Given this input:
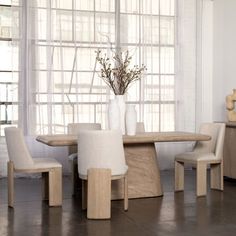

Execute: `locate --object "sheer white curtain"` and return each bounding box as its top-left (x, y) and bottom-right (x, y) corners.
top-left (0, 0), bottom-right (20, 177)
top-left (120, 0), bottom-right (175, 132)
top-left (17, 0), bottom-right (176, 135)
top-left (21, 0), bottom-right (115, 135)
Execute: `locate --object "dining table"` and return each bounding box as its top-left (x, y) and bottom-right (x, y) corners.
top-left (36, 131), bottom-right (211, 199)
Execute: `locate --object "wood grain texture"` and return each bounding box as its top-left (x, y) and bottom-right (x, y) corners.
top-left (36, 132), bottom-right (211, 147)
top-left (49, 167), bottom-right (62, 207)
top-left (196, 162), bottom-right (207, 197)
top-left (7, 161), bottom-right (62, 207)
top-left (223, 124), bottom-right (236, 178)
top-left (211, 162), bottom-right (223, 191)
top-left (111, 143), bottom-right (163, 199)
top-left (87, 168), bottom-right (111, 219)
top-left (175, 161), bottom-right (184, 192)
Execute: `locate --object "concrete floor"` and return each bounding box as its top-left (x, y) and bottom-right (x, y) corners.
top-left (1, 170), bottom-right (236, 236)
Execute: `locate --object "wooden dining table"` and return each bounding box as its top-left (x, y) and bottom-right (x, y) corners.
top-left (36, 131), bottom-right (211, 199)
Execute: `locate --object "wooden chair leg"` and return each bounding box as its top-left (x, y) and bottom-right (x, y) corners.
top-left (210, 162), bottom-right (223, 191)
top-left (82, 179), bottom-right (87, 210)
top-left (196, 162), bottom-right (207, 197)
top-left (124, 175), bottom-right (128, 211)
top-left (71, 158), bottom-right (79, 196)
top-left (7, 161), bottom-right (14, 208)
top-left (48, 167), bottom-right (62, 207)
top-left (87, 168), bottom-right (111, 219)
top-left (175, 160), bottom-right (184, 192)
top-left (42, 172), bottom-right (49, 200)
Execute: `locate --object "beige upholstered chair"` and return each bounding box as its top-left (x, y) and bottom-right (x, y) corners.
top-left (67, 123), bottom-right (101, 195)
top-left (175, 123), bottom-right (226, 197)
top-left (136, 122), bottom-right (145, 133)
top-left (5, 127), bottom-right (62, 207)
top-left (77, 130), bottom-right (128, 219)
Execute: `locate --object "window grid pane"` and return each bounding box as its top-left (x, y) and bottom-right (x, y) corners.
top-left (0, 0), bottom-right (176, 135)
top-left (0, 2), bottom-right (19, 136)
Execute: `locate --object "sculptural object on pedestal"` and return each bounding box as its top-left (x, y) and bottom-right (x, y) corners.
top-left (226, 89), bottom-right (236, 121)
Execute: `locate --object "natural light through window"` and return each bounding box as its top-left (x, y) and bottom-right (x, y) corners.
top-left (0, 0), bottom-right (175, 135)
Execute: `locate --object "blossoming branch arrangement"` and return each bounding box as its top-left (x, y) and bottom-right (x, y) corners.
top-left (96, 50), bottom-right (146, 95)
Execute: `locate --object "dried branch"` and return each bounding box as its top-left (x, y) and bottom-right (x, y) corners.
top-left (95, 50), bottom-right (146, 95)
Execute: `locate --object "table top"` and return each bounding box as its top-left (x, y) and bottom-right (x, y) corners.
top-left (36, 131), bottom-right (211, 147)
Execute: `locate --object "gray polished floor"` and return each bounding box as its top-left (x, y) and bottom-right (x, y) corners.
top-left (1, 170), bottom-right (236, 236)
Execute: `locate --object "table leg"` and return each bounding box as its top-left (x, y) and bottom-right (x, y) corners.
top-left (111, 143), bottom-right (163, 199)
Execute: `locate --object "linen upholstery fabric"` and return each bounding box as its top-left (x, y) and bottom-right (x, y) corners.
top-left (175, 123), bottom-right (225, 162)
top-left (33, 158), bottom-right (62, 168)
top-left (5, 127), bottom-right (34, 169)
top-left (77, 130), bottom-right (128, 176)
top-left (4, 127), bottom-right (61, 170)
top-left (67, 123), bottom-right (101, 135)
top-left (67, 123), bottom-right (101, 161)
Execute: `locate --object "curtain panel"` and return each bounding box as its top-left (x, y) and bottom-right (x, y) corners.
top-left (16, 0), bottom-right (176, 135)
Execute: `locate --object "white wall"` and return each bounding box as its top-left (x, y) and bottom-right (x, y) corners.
top-left (213, 0), bottom-right (236, 121)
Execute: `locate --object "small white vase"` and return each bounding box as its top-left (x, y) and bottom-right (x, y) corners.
top-left (108, 99), bottom-right (120, 130)
top-left (125, 105), bottom-right (137, 135)
top-left (115, 95), bottom-right (126, 135)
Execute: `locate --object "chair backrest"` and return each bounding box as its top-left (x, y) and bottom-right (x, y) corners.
top-left (67, 123), bottom-right (101, 135)
top-left (67, 123), bottom-right (101, 155)
top-left (4, 127), bottom-right (34, 169)
top-left (136, 122), bottom-right (145, 133)
top-left (194, 123), bottom-right (225, 159)
top-left (77, 130), bottom-right (127, 176)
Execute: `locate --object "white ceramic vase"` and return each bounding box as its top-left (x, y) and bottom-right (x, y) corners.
top-left (115, 95), bottom-right (126, 134)
top-left (108, 99), bottom-right (120, 130)
top-left (125, 105), bottom-right (137, 135)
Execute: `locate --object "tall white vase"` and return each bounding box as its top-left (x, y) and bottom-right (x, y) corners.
top-left (125, 105), bottom-right (137, 135)
top-left (115, 95), bottom-right (126, 135)
top-left (108, 99), bottom-right (120, 130)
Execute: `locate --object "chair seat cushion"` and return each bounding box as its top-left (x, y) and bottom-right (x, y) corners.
top-left (68, 153), bottom-right (78, 161)
top-left (175, 152), bottom-right (217, 163)
top-left (79, 164), bottom-right (128, 177)
top-left (33, 158), bottom-right (62, 169)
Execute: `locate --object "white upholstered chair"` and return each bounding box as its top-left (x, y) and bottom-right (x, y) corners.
top-left (175, 123), bottom-right (226, 197)
top-left (67, 123), bottom-right (101, 195)
top-left (5, 127), bottom-right (62, 207)
top-left (77, 130), bottom-right (128, 219)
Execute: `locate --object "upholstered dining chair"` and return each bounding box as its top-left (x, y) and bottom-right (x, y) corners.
top-left (5, 127), bottom-right (62, 207)
top-left (77, 130), bottom-right (128, 219)
top-left (67, 123), bottom-right (101, 195)
top-left (175, 123), bottom-right (225, 197)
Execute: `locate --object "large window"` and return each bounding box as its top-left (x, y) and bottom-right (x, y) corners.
top-left (0, 0), bottom-right (19, 136)
top-left (0, 0), bottom-right (176, 135)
